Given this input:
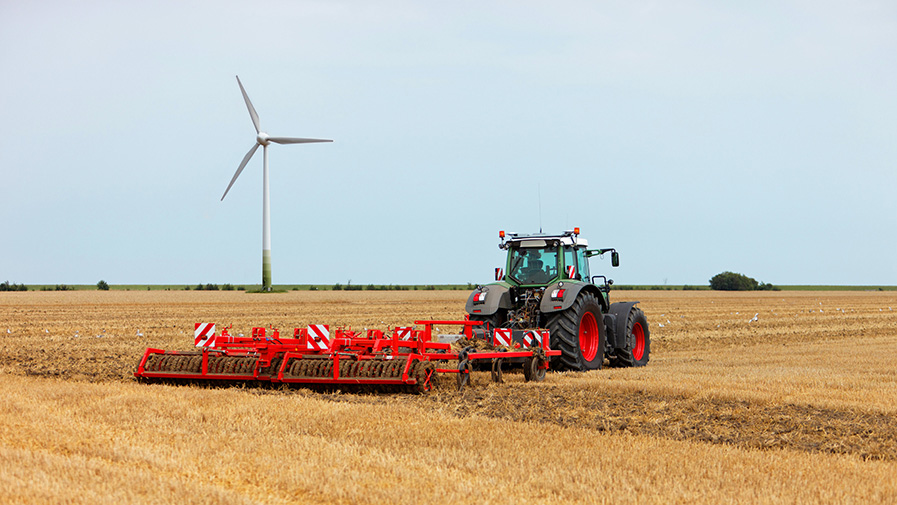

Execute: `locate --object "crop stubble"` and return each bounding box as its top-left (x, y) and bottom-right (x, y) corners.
top-left (2, 289), bottom-right (897, 501)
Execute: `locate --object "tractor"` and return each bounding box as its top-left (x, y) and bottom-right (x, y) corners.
top-left (465, 228), bottom-right (649, 371)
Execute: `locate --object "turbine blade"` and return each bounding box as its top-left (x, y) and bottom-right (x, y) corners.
top-left (221, 143), bottom-right (260, 201)
top-left (268, 137), bottom-right (333, 144)
top-left (236, 75), bottom-right (261, 133)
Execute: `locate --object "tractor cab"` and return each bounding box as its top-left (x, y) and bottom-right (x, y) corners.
top-left (500, 229), bottom-right (612, 288)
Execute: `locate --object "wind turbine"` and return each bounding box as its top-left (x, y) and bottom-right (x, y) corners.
top-left (221, 75), bottom-right (332, 291)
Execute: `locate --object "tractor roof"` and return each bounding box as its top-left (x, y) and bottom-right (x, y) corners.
top-left (501, 230), bottom-right (589, 248)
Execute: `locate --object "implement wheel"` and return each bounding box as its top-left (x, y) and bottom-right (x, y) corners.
top-left (546, 291), bottom-right (606, 371)
top-left (523, 356), bottom-right (546, 382)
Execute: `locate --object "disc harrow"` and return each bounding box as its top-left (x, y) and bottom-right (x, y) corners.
top-left (135, 319), bottom-right (560, 393)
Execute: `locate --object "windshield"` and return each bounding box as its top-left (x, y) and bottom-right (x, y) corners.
top-left (508, 246), bottom-right (558, 285)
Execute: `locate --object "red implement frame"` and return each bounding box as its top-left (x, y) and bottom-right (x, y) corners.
top-left (135, 319), bottom-right (561, 390)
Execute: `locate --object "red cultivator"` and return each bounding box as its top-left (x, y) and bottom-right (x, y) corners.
top-left (135, 319), bottom-right (561, 392)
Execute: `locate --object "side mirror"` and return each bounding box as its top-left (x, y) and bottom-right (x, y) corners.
top-left (611, 251), bottom-right (620, 267)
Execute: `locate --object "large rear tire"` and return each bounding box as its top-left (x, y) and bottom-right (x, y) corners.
top-left (546, 292), bottom-right (605, 371)
top-left (610, 307), bottom-right (650, 367)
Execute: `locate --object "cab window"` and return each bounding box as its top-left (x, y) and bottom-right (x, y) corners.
top-left (576, 247), bottom-right (591, 281)
top-left (508, 247), bottom-right (558, 285)
top-left (563, 247), bottom-right (575, 278)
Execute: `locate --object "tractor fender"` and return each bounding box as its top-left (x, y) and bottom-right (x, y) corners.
top-left (465, 283), bottom-right (512, 316)
top-left (540, 282), bottom-right (608, 315)
top-left (606, 301), bottom-right (641, 349)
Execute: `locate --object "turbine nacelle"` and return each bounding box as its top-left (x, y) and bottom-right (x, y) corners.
top-left (257, 132), bottom-right (271, 146)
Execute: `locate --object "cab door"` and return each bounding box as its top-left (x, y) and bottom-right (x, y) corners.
top-left (575, 247), bottom-right (591, 282)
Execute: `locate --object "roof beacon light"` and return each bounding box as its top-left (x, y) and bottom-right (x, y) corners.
top-left (573, 227), bottom-right (580, 235)
top-left (499, 230), bottom-right (506, 239)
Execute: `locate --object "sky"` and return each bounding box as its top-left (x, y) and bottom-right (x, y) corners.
top-left (1, 1), bottom-right (896, 286)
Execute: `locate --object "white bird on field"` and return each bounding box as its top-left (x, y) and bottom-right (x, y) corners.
top-left (658, 323), bottom-right (665, 328)
top-left (749, 313), bottom-right (759, 323)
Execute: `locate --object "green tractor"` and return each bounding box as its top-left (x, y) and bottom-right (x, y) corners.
top-left (465, 229), bottom-right (649, 371)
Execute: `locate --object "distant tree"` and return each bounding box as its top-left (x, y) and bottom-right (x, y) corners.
top-left (97, 280), bottom-right (110, 291)
top-left (1, 281), bottom-right (27, 291)
top-left (709, 271), bottom-right (768, 291)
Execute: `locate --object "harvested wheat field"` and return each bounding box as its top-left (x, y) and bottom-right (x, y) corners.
top-left (1, 290), bottom-right (896, 504)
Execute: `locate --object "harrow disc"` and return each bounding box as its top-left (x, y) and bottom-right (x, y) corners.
top-left (457, 359), bottom-right (471, 391)
top-left (491, 358), bottom-right (504, 383)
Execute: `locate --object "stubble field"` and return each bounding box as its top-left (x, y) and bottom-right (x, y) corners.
top-left (1, 289), bottom-right (896, 504)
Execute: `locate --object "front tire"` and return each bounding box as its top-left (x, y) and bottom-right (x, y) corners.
top-left (610, 307), bottom-right (650, 367)
top-left (468, 310), bottom-right (506, 332)
top-left (546, 292), bottom-right (605, 371)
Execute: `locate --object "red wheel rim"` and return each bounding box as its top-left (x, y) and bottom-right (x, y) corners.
top-left (632, 322), bottom-right (645, 361)
top-left (579, 312), bottom-right (600, 361)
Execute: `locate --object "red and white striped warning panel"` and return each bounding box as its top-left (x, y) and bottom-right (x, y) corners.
top-left (306, 324), bottom-right (331, 351)
top-left (493, 328), bottom-right (513, 347)
top-left (494, 267), bottom-right (504, 280)
top-left (523, 330), bottom-right (548, 348)
top-left (566, 265), bottom-right (577, 278)
top-left (395, 326), bottom-right (413, 341)
top-left (194, 323), bottom-right (216, 347)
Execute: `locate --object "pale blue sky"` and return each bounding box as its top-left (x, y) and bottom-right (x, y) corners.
top-left (1, 1), bottom-right (895, 286)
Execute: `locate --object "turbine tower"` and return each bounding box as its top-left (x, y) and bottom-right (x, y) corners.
top-left (221, 75), bottom-right (332, 291)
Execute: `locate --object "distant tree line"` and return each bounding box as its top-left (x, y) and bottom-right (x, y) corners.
top-left (332, 283), bottom-right (439, 291)
top-left (184, 283), bottom-right (239, 291)
top-left (42, 285), bottom-right (72, 291)
top-left (0, 281), bottom-right (27, 291)
top-left (709, 271), bottom-right (778, 291)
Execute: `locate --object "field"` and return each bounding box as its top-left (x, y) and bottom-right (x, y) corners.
top-left (1, 290), bottom-right (896, 504)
